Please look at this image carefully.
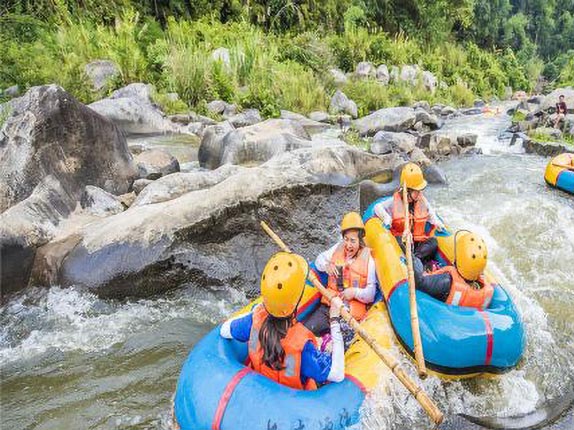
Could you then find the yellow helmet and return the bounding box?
[340,211,365,234]
[261,251,309,318]
[400,163,427,191]
[455,231,487,281]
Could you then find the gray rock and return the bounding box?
[422,71,437,93]
[457,133,478,147]
[134,149,180,179]
[423,165,448,185]
[414,108,440,129]
[166,92,179,102]
[197,121,235,169]
[85,60,119,91]
[441,106,457,116]
[473,99,486,108]
[309,111,330,123]
[353,107,416,136]
[227,109,262,128]
[408,147,432,166]
[329,68,348,85]
[413,101,430,112]
[80,186,124,217]
[431,104,444,115]
[522,138,570,157]
[329,90,358,119]
[0,85,137,296]
[461,107,483,116]
[207,100,227,115]
[222,103,237,118]
[212,47,231,70]
[371,131,417,154]
[280,110,329,134]
[89,83,181,134]
[133,164,244,206]
[3,85,20,98]
[439,81,448,90]
[355,62,376,80]
[390,66,400,83]
[541,88,574,112]
[376,65,390,85]
[133,179,154,195]
[198,119,311,169]
[400,65,418,85]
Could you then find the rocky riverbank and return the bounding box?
[1,83,485,298]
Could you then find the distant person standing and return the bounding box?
[554,95,567,129]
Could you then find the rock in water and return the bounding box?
[0,84,137,296]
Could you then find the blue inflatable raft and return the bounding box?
[363,198,526,375]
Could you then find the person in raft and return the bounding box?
[303,212,376,345]
[220,251,345,389]
[374,162,445,263]
[412,231,493,310]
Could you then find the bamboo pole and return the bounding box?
[402,186,428,379]
[260,221,444,426]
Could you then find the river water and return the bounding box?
[1,113,573,429]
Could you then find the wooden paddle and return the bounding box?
[402,186,428,379]
[260,221,444,426]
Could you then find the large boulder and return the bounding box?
[371,131,417,155]
[418,131,478,160]
[541,88,574,112]
[0,85,137,296]
[522,138,570,157]
[198,119,312,169]
[84,60,120,92]
[32,146,399,297]
[353,107,416,136]
[134,149,180,179]
[89,83,182,134]
[329,90,358,119]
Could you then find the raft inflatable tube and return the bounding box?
[173,267,393,430]
[544,153,574,195]
[363,199,525,376]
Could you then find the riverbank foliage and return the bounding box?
[1,1,573,116]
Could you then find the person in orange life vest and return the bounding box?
[412,231,494,310]
[373,162,445,262]
[303,212,377,343]
[220,251,346,389]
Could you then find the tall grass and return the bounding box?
[0,7,538,116]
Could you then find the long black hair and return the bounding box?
[259,315,293,370]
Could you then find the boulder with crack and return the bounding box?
[0,85,137,296]
[198,118,312,169]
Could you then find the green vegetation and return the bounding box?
[528,130,574,147]
[1,1,573,117]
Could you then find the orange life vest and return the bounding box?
[431,266,494,310]
[248,306,318,390]
[390,191,430,242]
[323,244,371,321]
